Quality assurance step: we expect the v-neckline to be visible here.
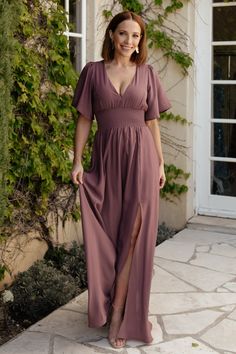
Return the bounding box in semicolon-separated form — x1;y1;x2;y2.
102;60;137;98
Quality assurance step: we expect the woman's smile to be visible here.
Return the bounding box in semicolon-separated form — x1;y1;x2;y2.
120;45;133;50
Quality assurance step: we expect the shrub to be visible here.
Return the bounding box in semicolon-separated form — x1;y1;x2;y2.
44;241;87;290
156;222;177;245
9;260;78;324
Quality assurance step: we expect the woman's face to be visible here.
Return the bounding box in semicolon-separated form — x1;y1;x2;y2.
110;19;142;58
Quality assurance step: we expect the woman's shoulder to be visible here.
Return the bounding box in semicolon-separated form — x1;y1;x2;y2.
138;62;156;74
82;60;103;70
142;63;162;83
142;63;156;72
137;63;158;82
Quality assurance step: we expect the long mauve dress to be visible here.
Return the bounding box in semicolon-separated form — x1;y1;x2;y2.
72;59;171;343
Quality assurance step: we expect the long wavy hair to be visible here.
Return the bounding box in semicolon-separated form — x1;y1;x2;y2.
101;11;148;65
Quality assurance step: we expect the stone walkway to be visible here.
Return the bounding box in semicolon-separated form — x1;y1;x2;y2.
1;228;236;353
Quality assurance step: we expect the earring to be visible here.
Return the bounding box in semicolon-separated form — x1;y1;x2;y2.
135;46;139;54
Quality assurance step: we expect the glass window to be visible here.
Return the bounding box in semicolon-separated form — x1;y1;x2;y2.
211;2;236;198
213;0;236;2
213;46;236;80
211;161;236;196
61;0;86;72
213;6;236;41
211;123;236;158
213;84;236;119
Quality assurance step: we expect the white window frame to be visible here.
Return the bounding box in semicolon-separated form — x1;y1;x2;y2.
195;0;236;218
63;0;86;71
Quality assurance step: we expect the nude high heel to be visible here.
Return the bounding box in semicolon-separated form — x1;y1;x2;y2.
108;303;126;349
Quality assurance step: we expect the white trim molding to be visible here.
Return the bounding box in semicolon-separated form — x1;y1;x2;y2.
195;0;236;218
63;0;86;71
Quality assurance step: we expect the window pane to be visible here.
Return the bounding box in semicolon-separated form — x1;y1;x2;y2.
212;123;236;157
60;1;82;32
211;161;236;196
213;6;236;41
213;46;236;80
70;0;82;32
213;84;236;119
69;37;81;72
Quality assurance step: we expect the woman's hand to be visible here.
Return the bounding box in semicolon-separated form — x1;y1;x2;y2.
71;161;84;185
159;163;166;189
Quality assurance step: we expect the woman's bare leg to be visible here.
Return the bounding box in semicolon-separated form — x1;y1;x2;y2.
108;207;142;347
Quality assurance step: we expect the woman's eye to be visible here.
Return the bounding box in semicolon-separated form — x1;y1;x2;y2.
119;32;124;35
133;34;139;38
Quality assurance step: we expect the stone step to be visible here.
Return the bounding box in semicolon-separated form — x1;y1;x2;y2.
187;215;236;235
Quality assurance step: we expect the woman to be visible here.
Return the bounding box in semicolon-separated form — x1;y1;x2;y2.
71;11;171;349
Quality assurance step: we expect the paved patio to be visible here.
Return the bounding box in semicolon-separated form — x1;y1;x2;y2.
1;228;236;354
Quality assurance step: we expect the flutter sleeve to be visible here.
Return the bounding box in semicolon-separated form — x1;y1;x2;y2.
145;65;171;121
72;62;94;120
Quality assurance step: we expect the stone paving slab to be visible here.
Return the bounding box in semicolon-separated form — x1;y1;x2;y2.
162;309;223;334
201;318;236;352
210;244;236;258
0;332;51;354
151;265;197;292
154;257;234;291
190;252;236;274
1;228;236;354
149;293;236;314
142;337;220;354
154;240;195;262
172;229;236;244
53;337;106;354
29;309;107;342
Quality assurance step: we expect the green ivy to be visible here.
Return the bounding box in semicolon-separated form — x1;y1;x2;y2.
119;0;144;13
5;0;78;231
164;0;184;14
0;0;20;225
0;264;7;281
103;9;113;19
160;112;190;125
161;164;190;200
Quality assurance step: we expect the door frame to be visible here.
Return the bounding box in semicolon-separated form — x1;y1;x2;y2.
195;0;236;218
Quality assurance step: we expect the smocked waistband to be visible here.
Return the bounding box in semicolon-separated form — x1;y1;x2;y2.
96;108;146;130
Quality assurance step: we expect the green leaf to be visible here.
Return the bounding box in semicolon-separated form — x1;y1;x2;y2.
103;10;113;19
192;342;199;347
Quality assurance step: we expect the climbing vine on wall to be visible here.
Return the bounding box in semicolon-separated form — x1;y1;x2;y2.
0;0;20;226
103;0;192;200
2;0;78;236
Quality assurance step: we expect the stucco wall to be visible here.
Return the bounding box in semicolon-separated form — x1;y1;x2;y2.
155;2;196;230
86;1;196;230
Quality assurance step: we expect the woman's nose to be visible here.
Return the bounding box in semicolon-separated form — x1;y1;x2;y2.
125;35;132;44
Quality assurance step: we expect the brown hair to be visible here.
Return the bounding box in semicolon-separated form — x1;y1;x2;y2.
101;11;148;65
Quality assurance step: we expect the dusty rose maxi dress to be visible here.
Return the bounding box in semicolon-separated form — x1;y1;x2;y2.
72;60;171;343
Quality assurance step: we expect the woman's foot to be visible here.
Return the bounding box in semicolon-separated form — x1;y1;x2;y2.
108;303;126;349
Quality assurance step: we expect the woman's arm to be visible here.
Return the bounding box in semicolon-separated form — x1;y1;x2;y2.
145;119;166;189
71;115;92;185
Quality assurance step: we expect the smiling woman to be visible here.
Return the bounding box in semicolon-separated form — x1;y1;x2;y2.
101;11;147;65
71;10;171;349
102;19;139;96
